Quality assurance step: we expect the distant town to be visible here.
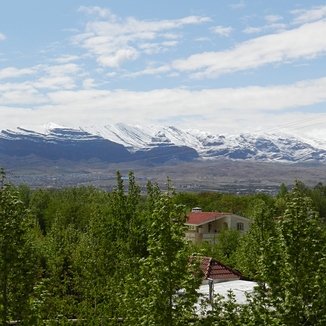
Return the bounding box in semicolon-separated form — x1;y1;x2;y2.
8;171;281;195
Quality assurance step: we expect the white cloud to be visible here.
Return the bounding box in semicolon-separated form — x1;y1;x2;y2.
0;67;35;79
167;72;179;78
106;72;117;77
0;64;80;91
78;6;114;19
243;23;286;34
0;33;5;41
0;82;46;105
172;19;326;78
138;43;163;55
1;76;326;134
228;2;245;10
126;65;171;77
161;33;180;39
97;48;139;68
139;41;178;55
49;77;326;133
242;14;284;35
73;7;211;69
162;41;178;47
30;63;81;90
3;4;326;136
211;26;233;36
83;78;96;89
195;37;210;42
42;63;80;76
291;5;326;24
265;15;283;23
52;55;80;64
34;76;76;90
242;26;263;34
178;16;211;25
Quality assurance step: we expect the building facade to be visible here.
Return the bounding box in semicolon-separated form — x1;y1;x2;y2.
185;207;251;244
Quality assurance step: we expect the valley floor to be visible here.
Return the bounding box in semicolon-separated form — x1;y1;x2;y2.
5;159;326;193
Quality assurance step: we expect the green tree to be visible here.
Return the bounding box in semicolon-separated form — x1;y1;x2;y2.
17;184;32;208
311;182;326;220
73;204;123;325
29;189;52;234
124;182;202;325
265;182;326;324
237;182;326;325
41;213;80;321
173;192;199;211
191;227;242;268
235;198;276;280
277;182;289;198
218;194;250;216
214;226;241;268
202;183;326;325
0;169;39;325
274;182;289;215
72;172;145;325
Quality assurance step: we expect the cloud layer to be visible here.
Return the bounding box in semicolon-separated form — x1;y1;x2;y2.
1;3;326;138
172;19;326;78
73;7;210;68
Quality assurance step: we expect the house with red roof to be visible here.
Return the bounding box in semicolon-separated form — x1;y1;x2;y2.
199;256;243;284
185;207;251;244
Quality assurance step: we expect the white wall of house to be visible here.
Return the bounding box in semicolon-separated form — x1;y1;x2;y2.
185;215;250;244
229;215;250;232
197;217;231;234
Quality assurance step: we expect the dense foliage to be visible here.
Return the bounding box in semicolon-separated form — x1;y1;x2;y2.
2;168;326;324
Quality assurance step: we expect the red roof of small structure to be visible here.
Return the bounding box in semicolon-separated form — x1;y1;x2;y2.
199;256;242;280
186;212;232;226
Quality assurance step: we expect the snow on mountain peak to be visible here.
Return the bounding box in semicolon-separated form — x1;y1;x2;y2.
43;122;66;132
7;123;68;136
2;122;326;164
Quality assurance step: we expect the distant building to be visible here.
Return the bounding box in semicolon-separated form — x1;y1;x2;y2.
192;257;255;315
198;256;243;284
195;279;257;315
185;207;251;244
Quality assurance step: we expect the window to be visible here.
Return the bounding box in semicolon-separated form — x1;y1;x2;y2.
223;222;228;229
188;225;195;230
237;222;244;231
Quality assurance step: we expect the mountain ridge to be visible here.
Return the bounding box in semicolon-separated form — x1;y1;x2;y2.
1;123;326;164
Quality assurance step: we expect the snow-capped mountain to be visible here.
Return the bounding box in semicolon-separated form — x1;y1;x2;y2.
1;123;326;164
83;123;326;163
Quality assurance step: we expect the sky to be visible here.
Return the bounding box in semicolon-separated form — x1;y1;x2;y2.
1;1;326;138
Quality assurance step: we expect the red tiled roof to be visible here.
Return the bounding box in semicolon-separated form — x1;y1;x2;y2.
186;212;232;226
199;256;242;280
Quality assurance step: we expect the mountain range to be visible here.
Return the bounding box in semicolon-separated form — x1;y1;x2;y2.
1;122;326;165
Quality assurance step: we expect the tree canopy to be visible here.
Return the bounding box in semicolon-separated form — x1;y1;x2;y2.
2;169;326;324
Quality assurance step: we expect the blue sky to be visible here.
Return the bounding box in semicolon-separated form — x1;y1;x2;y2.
1;1;326;137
